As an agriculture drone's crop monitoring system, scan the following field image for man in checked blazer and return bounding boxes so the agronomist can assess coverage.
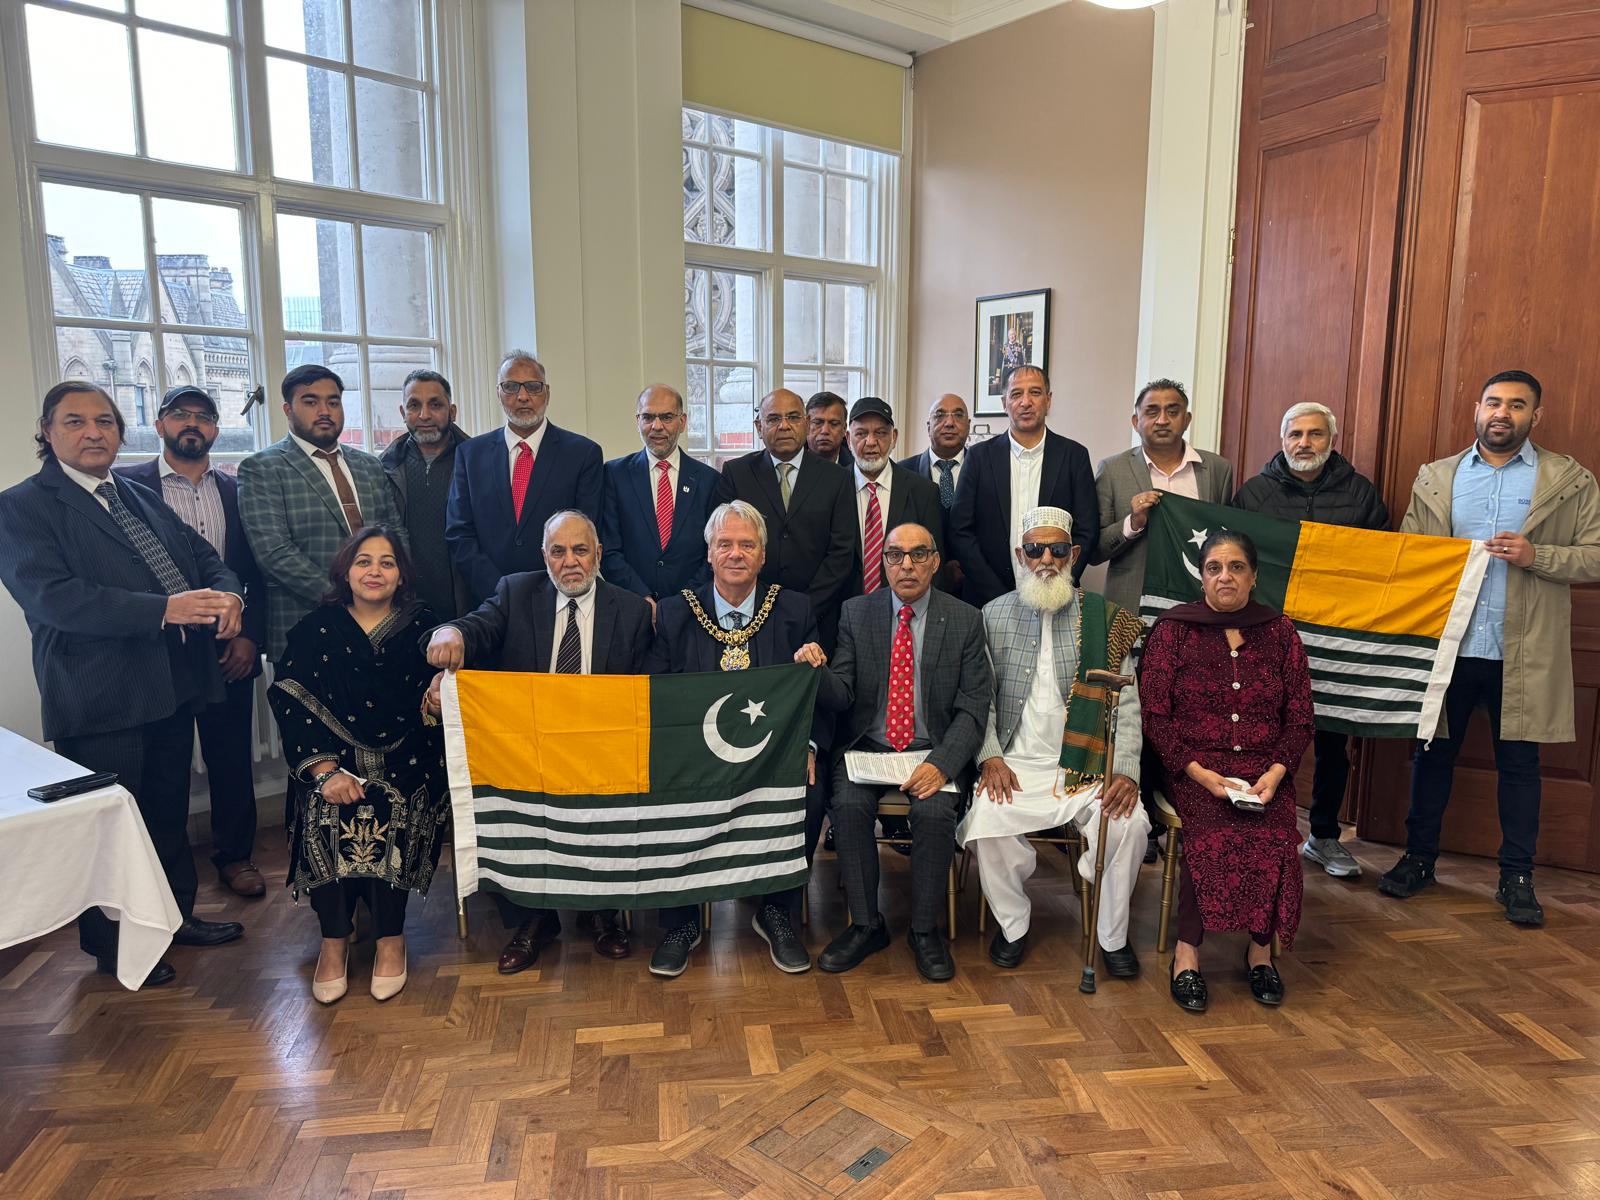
[1090,379,1234,612]
[599,384,718,603]
[817,522,991,983]
[0,382,248,988]
[238,364,403,661]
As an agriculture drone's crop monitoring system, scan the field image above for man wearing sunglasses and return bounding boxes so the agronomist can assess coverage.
[960,507,1149,974]
[446,350,604,607]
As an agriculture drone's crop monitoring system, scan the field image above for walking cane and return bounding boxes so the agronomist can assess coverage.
[1080,668,1134,995]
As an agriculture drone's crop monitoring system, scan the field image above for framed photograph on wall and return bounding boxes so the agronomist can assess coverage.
[973,288,1050,416]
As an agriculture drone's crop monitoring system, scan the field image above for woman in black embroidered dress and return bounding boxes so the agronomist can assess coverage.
[268,526,445,1003]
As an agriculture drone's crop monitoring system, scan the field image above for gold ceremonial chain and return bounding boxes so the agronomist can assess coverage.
[682,583,782,671]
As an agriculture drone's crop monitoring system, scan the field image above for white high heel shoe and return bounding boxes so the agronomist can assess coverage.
[312,944,348,1004]
[370,938,407,1001]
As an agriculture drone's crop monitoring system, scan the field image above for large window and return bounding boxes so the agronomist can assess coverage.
[682,107,897,466]
[9,0,455,455]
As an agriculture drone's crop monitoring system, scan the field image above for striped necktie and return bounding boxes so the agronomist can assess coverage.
[95,482,188,595]
[555,598,582,673]
[862,482,884,593]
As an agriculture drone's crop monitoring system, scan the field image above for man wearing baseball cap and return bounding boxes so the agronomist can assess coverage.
[117,385,268,898]
[844,397,944,598]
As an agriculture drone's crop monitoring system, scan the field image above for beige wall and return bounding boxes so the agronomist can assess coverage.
[905,3,1154,469]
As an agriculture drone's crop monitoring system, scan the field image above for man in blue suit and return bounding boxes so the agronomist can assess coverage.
[0,382,248,988]
[600,384,718,605]
[447,350,604,606]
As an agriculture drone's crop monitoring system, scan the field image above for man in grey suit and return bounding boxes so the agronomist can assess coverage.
[1091,379,1234,613]
[817,522,991,982]
[239,364,404,660]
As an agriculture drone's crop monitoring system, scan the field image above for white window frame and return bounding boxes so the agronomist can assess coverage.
[683,107,901,463]
[2,0,499,457]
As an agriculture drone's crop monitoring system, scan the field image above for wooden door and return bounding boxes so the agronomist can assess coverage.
[1363,0,1600,871]
[1221,0,1417,483]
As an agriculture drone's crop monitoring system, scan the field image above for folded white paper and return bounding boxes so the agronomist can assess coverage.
[844,749,960,793]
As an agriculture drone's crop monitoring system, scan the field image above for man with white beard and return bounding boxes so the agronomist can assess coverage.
[959,507,1149,973]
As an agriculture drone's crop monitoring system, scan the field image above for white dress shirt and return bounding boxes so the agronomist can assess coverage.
[1122,443,1203,539]
[550,582,597,674]
[505,421,550,485]
[58,461,114,509]
[648,446,681,500]
[853,464,894,549]
[1007,432,1046,555]
[929,449,964,492]
[290,431,361,527]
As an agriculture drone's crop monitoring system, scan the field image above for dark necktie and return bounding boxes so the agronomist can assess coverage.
[724,611,746,631]
[312,448,364,531]
[935,459,956,509]
[95,482,188,595]
[556,597,583,674]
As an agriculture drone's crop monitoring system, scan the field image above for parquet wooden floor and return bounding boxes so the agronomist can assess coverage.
[2,823,1599,1200]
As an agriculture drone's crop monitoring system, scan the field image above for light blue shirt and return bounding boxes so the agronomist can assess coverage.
[712,587,757,631]
[1453,441,1537,659]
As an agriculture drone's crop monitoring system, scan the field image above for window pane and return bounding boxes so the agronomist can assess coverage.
[707,114,762,153]
[825,282,868,366]
[136,0,228,34]
[277,214,358,333]
[268,58,352,187]
[823,140,870,173]
[56,326,160,451]
[284,339,364,447]
[684,363,710,455]
[265,0,345,59]
[685,268,708,358]
[783,279,821,365]
[713,366,757,461]
[355,78,426,198]
[783,168,821,258]
[712,272,757,362]
[361,225,431,337]
[26,6,136,154]
[709,153,763,250]
[42,184,150,322]
[682,147,708,243]
[825,174,871,263]
[369,343,437,450]
[682,108,706,141]
[152,198,250,325]
[784,133,821,165]
[138,30,237,170]
[824,368,863,399]
[163,333,255,453]
[783,368,821,399]
[352,0,422,77]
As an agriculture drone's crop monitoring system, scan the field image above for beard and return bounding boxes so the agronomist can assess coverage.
[549,567,597,598]
[1286,449,1330,475]
[162,430,214,461]
[411,426,446,445]
[855,453,887,475]
[1017,566,1074,613]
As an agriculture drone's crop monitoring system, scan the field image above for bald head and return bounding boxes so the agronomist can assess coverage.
[927,393,970,458]
[635,383,685,459]
[758,389,806,458]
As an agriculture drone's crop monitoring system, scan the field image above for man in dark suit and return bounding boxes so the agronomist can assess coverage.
[948,366,1097,608]
[0,382,247,988]
[238,364,404,660]
[645,501,848,979]
[844,397,944,597]
[818,523,991,982]
[715,388,856,652]
[600,384,719,604]
[805,391,853,468]
[447,350,604,607]
[118,385,268,898]
[899,394,973,597]
[426,510,652,969]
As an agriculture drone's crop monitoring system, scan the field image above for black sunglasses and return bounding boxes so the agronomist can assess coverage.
[1021,541,1072,559]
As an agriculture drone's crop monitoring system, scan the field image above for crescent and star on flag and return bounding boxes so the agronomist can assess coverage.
[702,694,773,763]
[1184,527,1210,581]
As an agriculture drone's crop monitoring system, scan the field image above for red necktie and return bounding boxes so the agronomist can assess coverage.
[511,441,533,521]
[886,604,915,751]
[655,460,674,549]
[862,482,884,594]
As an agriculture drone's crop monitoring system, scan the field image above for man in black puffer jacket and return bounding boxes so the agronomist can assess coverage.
[1233,401,1388,880]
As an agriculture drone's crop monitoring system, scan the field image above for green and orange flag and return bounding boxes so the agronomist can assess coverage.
[441,663,819,909]
[1140,495,1490,739]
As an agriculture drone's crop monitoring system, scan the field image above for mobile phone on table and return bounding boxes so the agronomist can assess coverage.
[27,772,118,803]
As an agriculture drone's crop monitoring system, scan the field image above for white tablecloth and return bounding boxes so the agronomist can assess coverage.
[0,728,181,989]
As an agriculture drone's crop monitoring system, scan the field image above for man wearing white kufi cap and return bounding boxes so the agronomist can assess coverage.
[959,504,1150,973]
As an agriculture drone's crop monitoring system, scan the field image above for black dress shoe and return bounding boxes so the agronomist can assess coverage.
[1246,953,1285,1006]
[823,826,836,852]
[753,906,810,973]
[818,918,890,973]
[1377,853,1436,899]
[1170,962,1207,1012]
[988,929,1027,968]
[1102,944,1140,978]
[97,957,175,987]
[908,929,954,981]
[1496,874,1545,926]
[171,917,244,947]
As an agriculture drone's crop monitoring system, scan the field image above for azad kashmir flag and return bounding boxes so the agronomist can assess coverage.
[441,663,819,909]
[1140,495,1489,740]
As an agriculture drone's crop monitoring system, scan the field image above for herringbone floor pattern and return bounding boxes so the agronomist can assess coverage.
[2,825,1598,1199]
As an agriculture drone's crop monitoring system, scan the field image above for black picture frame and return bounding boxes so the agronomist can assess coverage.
[973,288,1050,416]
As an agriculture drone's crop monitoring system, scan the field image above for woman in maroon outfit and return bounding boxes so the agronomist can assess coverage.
[1141,530,1314,1012]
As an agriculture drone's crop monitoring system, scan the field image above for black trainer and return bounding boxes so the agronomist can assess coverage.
[1377,853,1436,899]
[818,917,890,973]
[648,922,701,978]
[752,906,810,973]
[1496,873,1545,927]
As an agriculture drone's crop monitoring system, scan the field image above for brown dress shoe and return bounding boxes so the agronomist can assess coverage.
[593,919,630,959]
[497,912,559,975]
[218,861,266,897]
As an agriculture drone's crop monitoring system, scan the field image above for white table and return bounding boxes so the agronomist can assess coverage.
[0,728,181,989]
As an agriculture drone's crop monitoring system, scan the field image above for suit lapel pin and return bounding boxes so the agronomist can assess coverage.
[681,485,690,493]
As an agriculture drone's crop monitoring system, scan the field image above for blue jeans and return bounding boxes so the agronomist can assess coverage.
[1406,657,1541,875]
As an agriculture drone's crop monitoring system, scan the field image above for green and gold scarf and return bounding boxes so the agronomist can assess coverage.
[1059,592,1144,789]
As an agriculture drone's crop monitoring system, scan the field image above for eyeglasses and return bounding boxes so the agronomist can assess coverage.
[498,380,548,398]
[882,547,936,565]
[1022,541,1072,559]
[637,412,680,426]
[167,409,217,426]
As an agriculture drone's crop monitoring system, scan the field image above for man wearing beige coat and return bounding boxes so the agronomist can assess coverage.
[1379,370,1600,926]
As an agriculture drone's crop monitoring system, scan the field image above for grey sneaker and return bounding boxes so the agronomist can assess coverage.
[1301,835,1362,878]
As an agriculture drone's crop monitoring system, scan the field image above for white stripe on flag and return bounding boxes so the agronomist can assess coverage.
[473,803,801,848]
[441,673,482,900]
[475,786,804,824]
[1310,678,1429,704]
[1312,702,1419,726]
[477,830,804,872]
[1298,630,1435,662]
[1308,657,1433,684]
[1415,540,1491,745]
[476,856,806,899]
